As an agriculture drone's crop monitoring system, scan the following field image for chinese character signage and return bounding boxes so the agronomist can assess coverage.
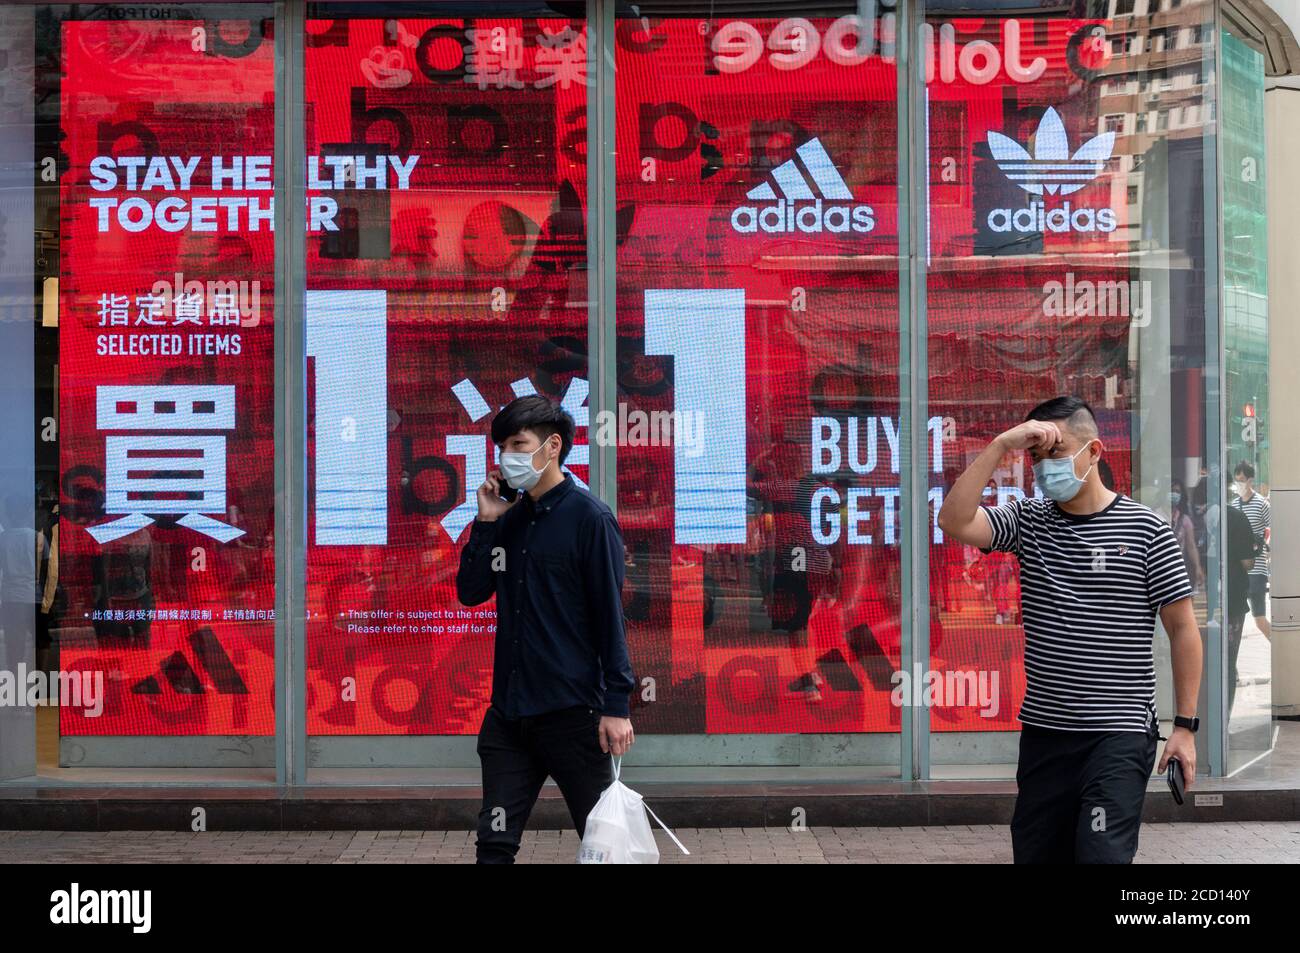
[296,13,1137,739]
[302,15,590,734]
[58,19,276,735]
[53,11,1149,742]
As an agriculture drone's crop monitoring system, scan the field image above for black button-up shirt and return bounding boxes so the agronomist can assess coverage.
[455,473,635,719]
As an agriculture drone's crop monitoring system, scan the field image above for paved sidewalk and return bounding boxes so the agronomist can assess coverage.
[1,822,1296,863]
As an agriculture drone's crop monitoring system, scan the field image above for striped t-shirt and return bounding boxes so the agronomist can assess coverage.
[1233,493,1270,576]
[982,493,1193,733]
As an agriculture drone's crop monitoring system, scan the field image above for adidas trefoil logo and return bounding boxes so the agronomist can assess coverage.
[985,107,1118,235]
[731,137,875,235]
[988,107,1114,196]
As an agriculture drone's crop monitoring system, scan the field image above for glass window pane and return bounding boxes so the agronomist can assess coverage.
[1,4,278,781]
[1221,26,1271,768]
[301,3,590,777]
[612,5,903,775]
[926,1,1220,777]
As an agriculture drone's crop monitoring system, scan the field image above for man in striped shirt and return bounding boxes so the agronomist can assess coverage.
[1232,461,1271,640]
[938,396,1202,864]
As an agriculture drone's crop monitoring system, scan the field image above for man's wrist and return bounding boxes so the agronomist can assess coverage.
[467,518,498,545]
[601,693,630,718]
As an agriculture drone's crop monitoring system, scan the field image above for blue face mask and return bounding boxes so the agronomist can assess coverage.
[1032,442,1095,503]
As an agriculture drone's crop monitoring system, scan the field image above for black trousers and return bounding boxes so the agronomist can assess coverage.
[1011,719,1158,864]
[1227,610,1247,717]
[475,704,613,864]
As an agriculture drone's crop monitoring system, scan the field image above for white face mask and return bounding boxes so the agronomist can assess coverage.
[498,440,551,491]
[1031,442,1094,503]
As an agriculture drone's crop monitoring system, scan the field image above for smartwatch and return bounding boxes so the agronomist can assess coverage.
[1173,714,1200,733]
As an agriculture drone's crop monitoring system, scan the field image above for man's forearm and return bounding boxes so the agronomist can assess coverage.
[590,514,635,716]
[938,436,1005,532]
[455,519,499,606]
[1168,618,1203,718]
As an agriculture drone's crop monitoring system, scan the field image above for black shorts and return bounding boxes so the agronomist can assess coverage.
[1247,574,1269,617]
[1011,718,1158,864]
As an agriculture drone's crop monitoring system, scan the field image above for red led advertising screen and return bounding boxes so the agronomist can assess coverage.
[609,13,1129,736]
[56,10,1137,740]
[924,16,1135,734]
[58,17,277,736]
[301,14,591,735]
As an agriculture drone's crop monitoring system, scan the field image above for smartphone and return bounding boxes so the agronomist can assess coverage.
[1166,757,1185,805]
[487,469,518,505]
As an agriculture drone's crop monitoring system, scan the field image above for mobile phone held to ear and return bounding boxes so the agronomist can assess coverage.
[487,470,517,505]
[1166,757,1186,805]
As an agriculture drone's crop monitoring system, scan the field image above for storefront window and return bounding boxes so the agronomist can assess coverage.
[0,0,1277,786]
[612,4,903,774]
[925,0,1222,774]
[2,3,278,780]
[1220,25,1271,768]
[302,2,591,776]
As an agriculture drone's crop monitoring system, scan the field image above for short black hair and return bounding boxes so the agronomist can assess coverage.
[1024,395,1099,440]
[490,394,575,464]
[1234,461,1255,480]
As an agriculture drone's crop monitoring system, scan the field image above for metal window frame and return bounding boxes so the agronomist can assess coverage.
[589,0,617,512]
[1207,1,1226,778]
[276,0,308,786]
[899,0,927,780]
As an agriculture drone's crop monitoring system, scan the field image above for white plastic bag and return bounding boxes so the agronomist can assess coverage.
[577,756,690,864]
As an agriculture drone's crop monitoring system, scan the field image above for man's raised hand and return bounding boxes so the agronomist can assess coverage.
[475,471,515,522]
[997,420,1062,455]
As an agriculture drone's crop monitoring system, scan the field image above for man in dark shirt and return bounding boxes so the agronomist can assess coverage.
[456,395,636,864]
[1224,502,1258,717]
[1232,462,1271,640]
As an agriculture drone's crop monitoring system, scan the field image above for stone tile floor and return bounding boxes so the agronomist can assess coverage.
[1,822,1296,863]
